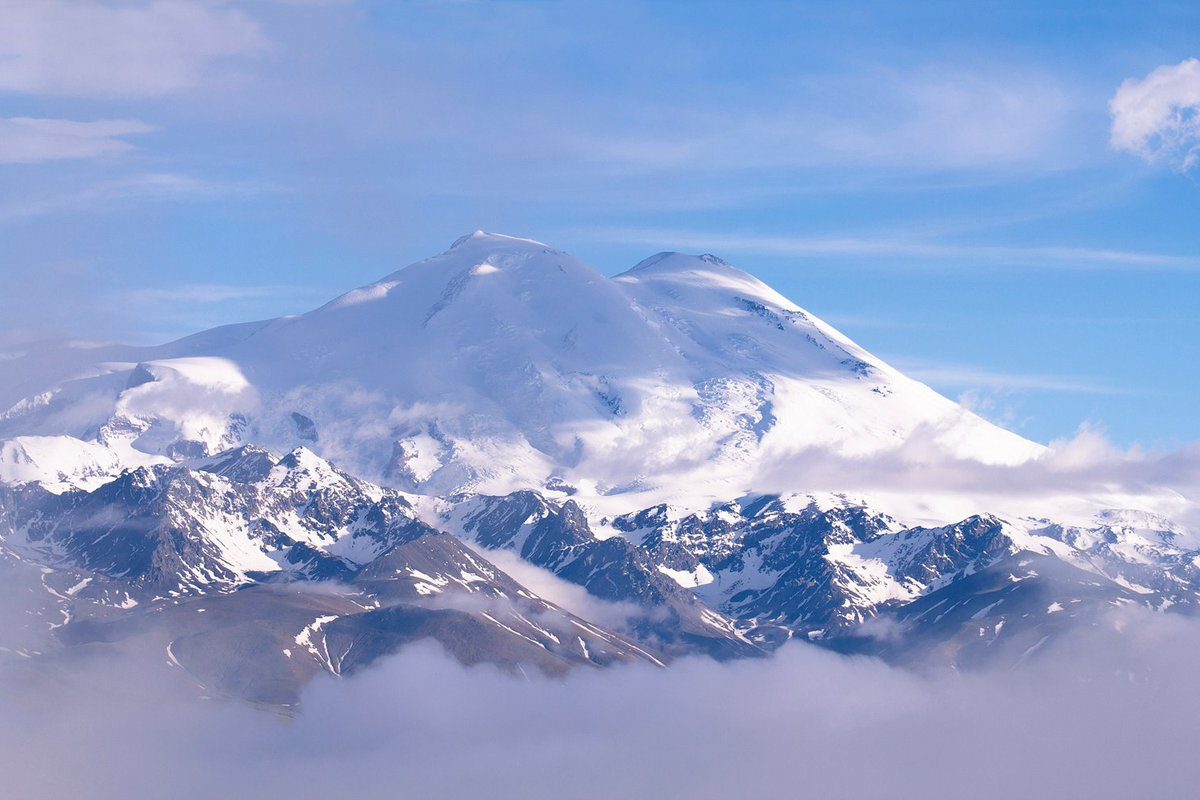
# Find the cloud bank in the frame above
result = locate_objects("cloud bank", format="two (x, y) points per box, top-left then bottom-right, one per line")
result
(746, 425), (1200, 529)
(3, 608), (1199, 799)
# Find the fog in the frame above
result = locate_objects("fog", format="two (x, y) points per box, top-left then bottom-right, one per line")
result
(2, 607), (1198, 800)
(744, 424), (1200, 529)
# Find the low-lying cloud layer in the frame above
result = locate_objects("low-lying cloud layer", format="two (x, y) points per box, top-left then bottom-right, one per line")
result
(747, 425), (1200, 529)
(2, 607), (1199, 799)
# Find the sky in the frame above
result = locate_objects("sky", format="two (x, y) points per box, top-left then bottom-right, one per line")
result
(1, 0), (1198, 447)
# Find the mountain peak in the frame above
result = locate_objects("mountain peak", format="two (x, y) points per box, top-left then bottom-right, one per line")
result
(616, 250), (795, 310)
(0, 232), (1044, 503)
(625, 251), (732, 273)
(619, 251), (767, 288)
(446, 230), (551, 252)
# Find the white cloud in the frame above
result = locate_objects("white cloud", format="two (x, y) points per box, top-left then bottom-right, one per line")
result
(124, 283), (310, 304)
(0, 117), (155, 163)
(890, 357), (1122, 395)
(470, 545), (650, 632)
(3, 612), (1200, 799)
(565, 68), (1078, 173)
(0, 0), (270, 98)
(745, 425), (1200, 531)
(582, 227), (1200, 271)
(1110, 58), (1200, 170)
(0, 172), (272, 220)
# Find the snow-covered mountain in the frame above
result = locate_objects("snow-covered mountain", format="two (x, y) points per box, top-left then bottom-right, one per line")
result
(0, 447), (661, 704)
(0, 232), (1194, 703)
(0, 231), (1039, 502)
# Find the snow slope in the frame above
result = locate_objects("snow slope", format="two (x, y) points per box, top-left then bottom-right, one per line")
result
(0, 232), (1041, 508)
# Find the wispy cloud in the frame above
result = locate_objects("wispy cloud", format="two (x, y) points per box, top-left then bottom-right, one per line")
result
(0, 172), (275, 221)
(584, 228), (1200, 271)
(561, 67), (1081, 174)
(1110, 58), (1200, 171)
(889, 357), (1124, 395)
(0, 0), (270, 98)
(110, 282), (330, 344)
(123, 283), (316, 305)
(0, 117), (155, 164)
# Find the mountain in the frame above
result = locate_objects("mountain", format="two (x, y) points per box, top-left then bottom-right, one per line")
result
(0, 231), (1194, 703)
(0, 447), (660, 704)
(0, 231), (1039, 499)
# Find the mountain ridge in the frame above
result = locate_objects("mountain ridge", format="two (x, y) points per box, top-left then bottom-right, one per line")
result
(0, 232), (1192, 704)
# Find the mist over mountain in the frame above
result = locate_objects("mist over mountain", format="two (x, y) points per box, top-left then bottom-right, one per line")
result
(4, 0), (1199, 796)
(6, 615), (1200, 800)
(0, 227), (1197, 800)
(0, 232), (1196, 714)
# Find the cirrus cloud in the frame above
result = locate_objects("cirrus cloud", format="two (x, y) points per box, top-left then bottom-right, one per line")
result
(0, 0), (270, 98)
(0, 117), (155, 164)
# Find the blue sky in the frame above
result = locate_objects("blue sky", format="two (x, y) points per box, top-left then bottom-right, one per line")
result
(1, 0), (1197, 447)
